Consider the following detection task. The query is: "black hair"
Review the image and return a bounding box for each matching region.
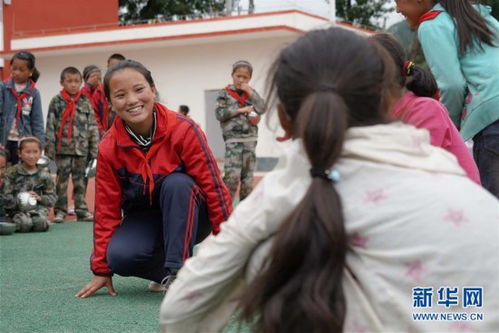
[238,27,396,333]
[232,60,253,76]
[18,136,42,152]
[370,33,438,98]
[0,148,8,162]
[103,59,155,101]
[82,65,101,82]
[179,105,190,115]
[107,53,126,65]
[60,67,82,81]
[437,0,497,54]
[11,51,40,82]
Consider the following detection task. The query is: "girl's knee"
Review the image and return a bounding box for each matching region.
[13,213,33,232]
[32,216,49,232]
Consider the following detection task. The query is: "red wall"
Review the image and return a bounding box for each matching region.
[8,0,118,34]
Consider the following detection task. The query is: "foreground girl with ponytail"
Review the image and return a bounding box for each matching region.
[160,27,499,332]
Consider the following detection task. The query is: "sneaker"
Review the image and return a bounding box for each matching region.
[53,211,66,223]
[67,208,76,216]
[148,273,177,293]
[77,212,94,222]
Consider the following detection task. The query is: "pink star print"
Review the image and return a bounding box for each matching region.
[405,260,428,282]
[183,290,203,304]
[349,320,369,333]
[363,189,387,204]
[349,232,369,249]
[444,209,468,226]
[411,135,424,149]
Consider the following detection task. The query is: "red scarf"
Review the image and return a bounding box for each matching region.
[417,10,442,27]
[9,79,36,128]
[118,102,166,206]
[225,85,249,107]
[57,89,82,149]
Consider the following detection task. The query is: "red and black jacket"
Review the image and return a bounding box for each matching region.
[90,103,232,275]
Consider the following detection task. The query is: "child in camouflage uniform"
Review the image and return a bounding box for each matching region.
[215,60,265,201]
[45,67,99,223]
[0,149,8,221]
[3,137,56,232]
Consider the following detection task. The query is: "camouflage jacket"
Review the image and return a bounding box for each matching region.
[0,180,5,217]
[45,93,99,160]
[215,84,265,141]
[3,164,57,213]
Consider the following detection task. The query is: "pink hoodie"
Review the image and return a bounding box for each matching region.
[391,92,481,184]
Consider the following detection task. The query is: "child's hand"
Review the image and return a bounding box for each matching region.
[237,106,253,115]
[240,83,254,96]
[29,191,41,202]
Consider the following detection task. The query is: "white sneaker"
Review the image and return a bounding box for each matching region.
[148,274,177,292]
[148,281,168,292]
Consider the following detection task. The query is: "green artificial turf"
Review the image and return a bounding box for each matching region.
[0,222,249,333]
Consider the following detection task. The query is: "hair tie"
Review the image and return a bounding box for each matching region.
[317,83,337,93]
[403,61,415,76]
[310,168,341,183]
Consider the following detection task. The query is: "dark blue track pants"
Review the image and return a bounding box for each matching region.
[106,173,211,283]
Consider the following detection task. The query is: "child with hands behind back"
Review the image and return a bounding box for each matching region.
[0,51,44,165]
[3,137,56,232]
[45,67,99,223]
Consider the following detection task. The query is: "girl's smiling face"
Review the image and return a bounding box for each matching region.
[108,68,156,136]
[11,58,33,84]
[395,0,434,28]
[19,141,41,170]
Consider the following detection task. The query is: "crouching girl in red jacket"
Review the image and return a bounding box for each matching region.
[76,60,232,298]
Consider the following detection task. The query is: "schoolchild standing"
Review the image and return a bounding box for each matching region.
[45,67,99,223]
[3,137,56,232]
[0,51,44,165]
[215,60,265,201]
[0,149,8,220]
[81,65,101,101]
[395,0,499,197]
[92,54,126,138]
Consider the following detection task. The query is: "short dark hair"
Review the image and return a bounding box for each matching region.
[232,60,253,76]
[179,105,190,115]
[107,53,126,65]
[60,67,82,81]
[18,136,42,152]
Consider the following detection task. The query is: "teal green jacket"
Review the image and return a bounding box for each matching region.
[418,4,499,140]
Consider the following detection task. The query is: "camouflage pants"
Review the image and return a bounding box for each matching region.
[54,155,90,216]
[12,208,50,232]
[223,141,257,201]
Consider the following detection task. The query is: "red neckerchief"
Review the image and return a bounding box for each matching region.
[93,85,112,130]
[417,10,442,27]
[114,102,167,206]
[57,89,82,149]
[9,79,36,128]
[225,85,249,107]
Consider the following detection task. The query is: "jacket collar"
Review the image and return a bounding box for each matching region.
[5,78,35,93]
[113,102,177,148]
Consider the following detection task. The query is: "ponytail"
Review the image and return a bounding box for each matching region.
[438,0,496,54]
[405,62,438,98]
[239,90,348,332]
[31,67,40,83]
[370,33,438,99]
